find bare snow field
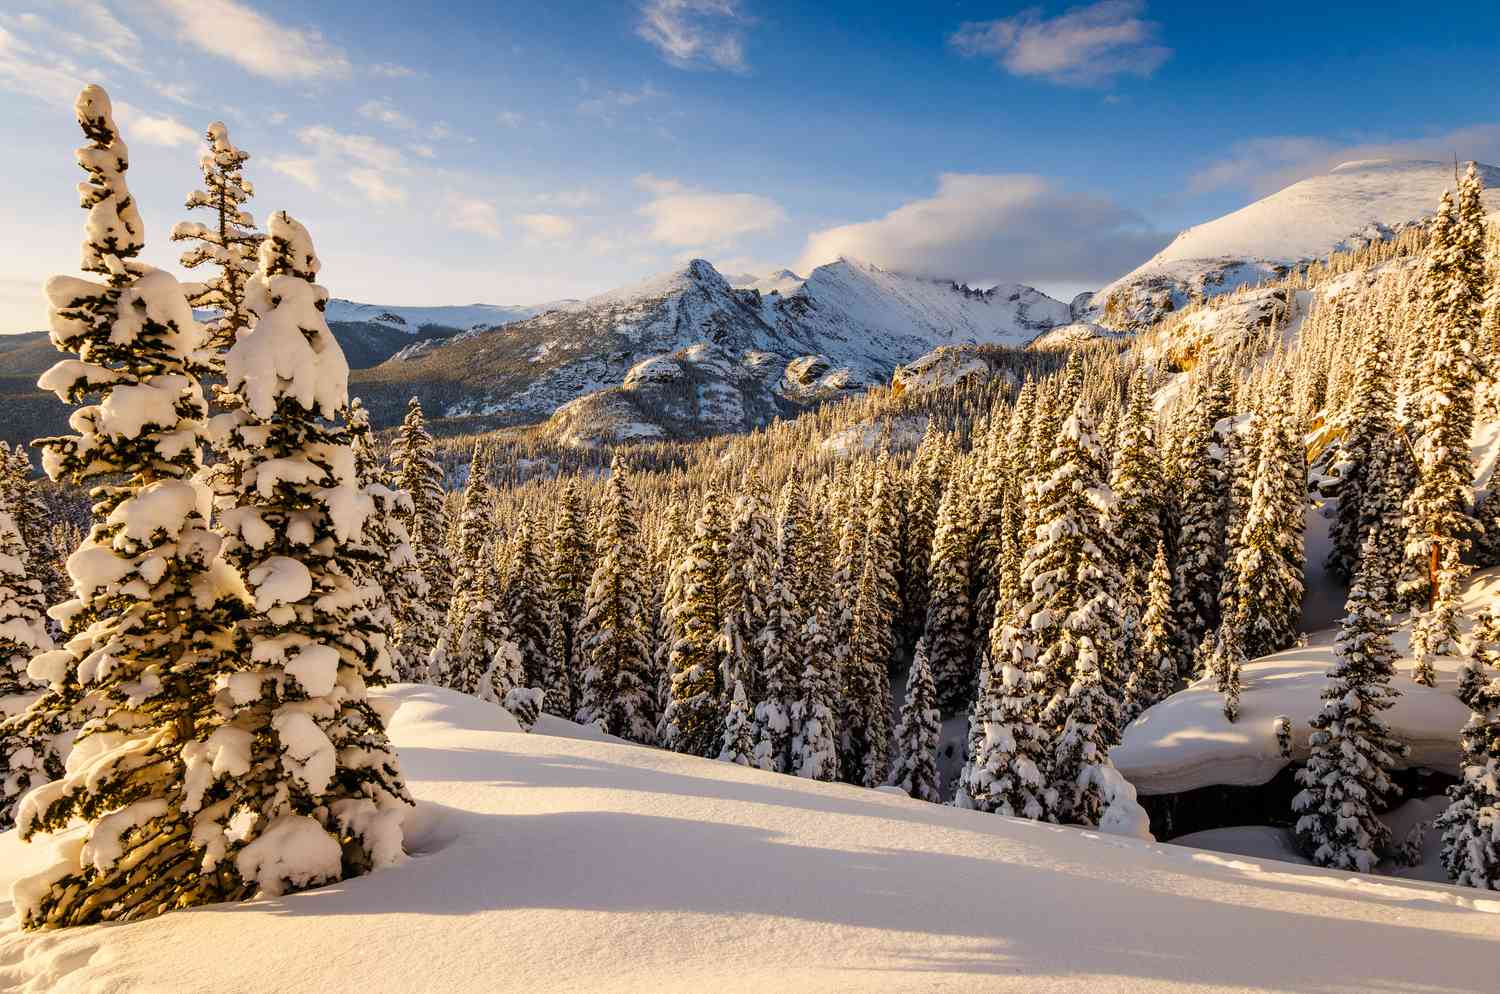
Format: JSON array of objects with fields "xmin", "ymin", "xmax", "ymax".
[{"xmin": 4, "ymin": 684, "xmax": 1499, "ymax": 994}]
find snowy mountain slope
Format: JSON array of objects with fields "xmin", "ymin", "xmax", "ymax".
[
  {"xmin": 359, "ymin": 257, "xmax": 1070, "ymax": 440},
  {"xmin": 324, "ymin": 298, "xmax": 567, "ymax": 332},
  {"xmin": 5, "ymin": 683, "xmax": 1498, "ymax": 994},
  {"xmin": 1092, "ymin": 160, "xmax": 1500, "ymax": 328}
]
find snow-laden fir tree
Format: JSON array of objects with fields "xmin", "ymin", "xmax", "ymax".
[
  {"xmin": 545, "ymin": 479, "xmax": 590, "ymax": 716},
  {"xmin": 887, "ymin": 637, "xmax": 941, "ymax": 802},
  {"xmin": 1122, "ymin": 543, "xmax": 1176, "ymax": 724},
  {"xmin": 477, "ymin": 634, "xmax": 527, "ymax": 706},
  {"xmin": 752, "ymin": 478, "xmax": 809, "ymax": 773},
  {"xmin": 1173, "ymin": 369, "xmax": 1233, "ymax": 664},
  {"xmin": 846, "ymin": 546, "xmax": 895, "ymax": 787},
  {"xmin": 1327, "ymin": 320, "xmax": 1399, "ymax": 583},
  {"xmin": 1227, "ymin": 400, "xmax": 1305, "ymax": 659},
  {"xmin": 718, "ymin": 678, "xmax": 756, "ymax": 766},
  {"xmin": 7, "ymin": 87, "xmax": 249, "ymax": 928},
  {"xmin": 899, "ymin": 424, "xmax": 943, "ymax": 643},
  {"xmin": 1049, "ymin": 632, "xmax": 1121, "ymax": 827},
  {"xmin": 347, "ymin": 400, "xmax": 430, "ymax": 683},
  {"xmin": 660, "ymin": 490, "xmax": 731, "ymax": 758},
  {"xmin": 1437, "ymin": 609, "xmax": 1500, "ymax": 888},
  {"xmin": 923, "ymin": 466, "xmax": 975, "ymax": 715},
  {"xmin": 962, "ymin": 610, "xmax": 1049, "ymax": 818},
  {"xmin": 391, "ymin": 397, "xmax": 453, "ymax": 620},
  {"xmin": 1212, "ymin": 614, "xmax": 1246, "ymax": 722},
  {"xmin": 0, "ymin": 508, "xmax": 55, "ymax": 830},
  {"xmin": 501, "ymin": 507, "xmax": 551, "ymax": 691},
  {"xmin": 1111, "ymin": 376, "xmax": 1166, "ymax": 604},
  {"xmin": 172, "ymin": 121, "xmax": 260, "ymax": 362},
  {"xmin": 575, "ymin": 459, "xmax": 656, "ymax": 743},
  {"xmin": 208, "ymin": 209, "xmax": 412, "ymax": 905},
  {"xmin": 1402, "ymin": 171, "xmax": 1486, "ymax": 617},
  {"xmin": 0, "ymin": 444, "xmax": 68, "ymax": 613},
  {"xmin": 790, "ymin": 612, "xmax": 839, "ymax": 781},
  {"xmin": 1292, "ymin": 537, "xmax": 1408, "ymax": 871},
  {"xmin": 719, "ymin": 483, "xmax": 772, "ymax": 704},
  {"xmin": 434, "ymin": 442, "xmax": 496, "ymax": 689}
]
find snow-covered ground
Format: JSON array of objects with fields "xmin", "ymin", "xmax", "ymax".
[{"xmin": 5, "ymin": 685, "xmax": 1500, "ymax": 993}]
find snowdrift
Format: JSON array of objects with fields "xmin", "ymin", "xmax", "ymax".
[{"xmin": 4, "ymin": 684, "xmax": 1500, "ymax": 993}]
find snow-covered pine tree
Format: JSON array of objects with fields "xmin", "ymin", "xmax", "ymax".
[
  {"xmin": 8, "ymin": 86, "xmax": 250, "ymax": 928},
  {"xmin": 719, "ymin": 483, "xmax": 772, "ymax": 704},
  {"xmin": 718, "ymin": 678, "xmax": 756, "ymax": 766},
  {"xmin": 347, "ymin": 399, "xmax": 430, "ymax": 683},
  {"xmin": 1437, "ymin": 607, "xmax": 1500, "ymax": 888},
  {"xmin": 1122, "ymin": 542, "xmax": 1177, "ymax": 723},
  {"xmin": 500, "ymin": 507, "xmax": 551, "ymax": 691},
  {"xmin": 887, "ymin": 637, "xmax": 941, "ymax": 802},
  {"xmin": 660, "ymin": 490, "xmax": 731, "ymax": 758},
  {"xmin": 790, "ymin": 612, "xmax": 839, "ymax": 781},
  {"xmin": 544, "ymin": 479, "xmax": 590, "ymax": 716},
  {"xmin": 923, "ymin": 465, "xmax": 975, "ymax": 715},
  {"xmin": 172, "ymin": 121, "xmax": 260, "ymax": 362},
  {"xmin": 1228, "ymin": 399, "xmax": 1305, "ymax": 659},
  {"xmin": 846, "ymin": 545, "xmax": 895, "ymax": 787},
  {"xmin": 1402, "ymin": 173, "xmax": 1486, "ymax": 617},
  {"xmin": 0, "ymin": 445, "xmax": 68, "ymax": 612},
  {"xmin": 1048, "ymin": 632, "xmax": 1120, "ymax": 827},
  {"xmin": 1327, "ymin": 320, "xmax": 1398, "ymax": 583},
  {"xmin": 752, "ymin": 478, "xmax": 809, "ymax": 773},
  {"xmin": 391, "ymin": 397, "xmax": 453, "ymax": 621},
  {"xmin": 1213, "ymin": 614, "xmax": 1246, "ymax": 722},
  {"xmin": 209, "ymin": 209, "xmax": 412, "ymax": 904},
  {"xmin": 1173, "ymin": 369, "xmax": 1233, "ymax": 664},
  {"xmin": 0, "ymin": 507, "xmax": 55, "ymax": 830},
  {"xmin": 1292, "ymin": 538, "xmax": 1409, "ymax": 871},
  {"xmin": 963, "ymin": 604, "xmax": 1050, "ymax": 818},
  {"xmin": 1111, "ymin": 376, "xmax": 1166, "ymax": 604},
  {"xmin": 899, "ymin": 424, "xmax": 943, "ymax": 644},
  {"xmin": 576, "ymin": 459, "xmax": 656, "ymax": 743}
]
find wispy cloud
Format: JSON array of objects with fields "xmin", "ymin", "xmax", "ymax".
[
  {"xmin": 350, "ymin": 168, "xmax": 407, "ymax": 206},
  {"xmin": 578, "ymin": 82, "xmax": 663, "ymax": 119},
  {"xmin": 637, "ymin": 0, "xmax": 750, "ymax": 73},
  {"xmin": 358, "ymin": 99, "xmax": 415, "ymax": 130},
  {"xmin": 115, "ymin": 101, "xmax": 197, "ymax": 146},
  {"xmin": 370, "ymin": 62, "xmax": 420, "ymax": 79},
  {"xmin": 517, "ymin": 213, "xmax": 577, "ymax": 239},
  {"xmin": 635, "ymin": 174, "xmax": 784, "ymax": 246},
  {"xmin": 1187, "ymin": 127, "xmax": 1500, "ymax": 198},
  {"xmin": 148, "ymin": 0, "xmax": 351, "ymax": 80},
  {"xmin": 951, "ymin": 1, "xmax": 1170, "ymax": 87},
  {"xmin": 446, "ymin": 196, "xmax": 503, "ymax": 239},
  {"xmin": 269, "ymin": 157, "xmax": 321, "ymax": 190},
  {"xmin": 798, "ymin": 172, "xmax": 1169, "ymax": 287},
  {"xmin": 294, "ymin": 126, "xmax": 409, "ymax": 205}
]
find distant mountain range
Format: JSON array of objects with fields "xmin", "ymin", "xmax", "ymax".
[{"xmin": 1, "ymin": 159, "xmax": 1491, "ymax": 449}]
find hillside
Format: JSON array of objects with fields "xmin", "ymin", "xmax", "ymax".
[
  {"xmin": 3, "ymin": 684, "xmax": 1496, "ymax": 994},
  {"xmin": 1091, "ymin": 159, "xmax": 1500, "ymax": 327}
]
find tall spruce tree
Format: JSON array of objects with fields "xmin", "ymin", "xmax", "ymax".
[
  {"xmin": 1327, "ymin": 320, "xmax": 1398, "ymax": 583},
  {"xmin": 1122, "ymin": 542, "xmax": 1177, "ymax": 723},
  {"xmin": 6, "ymin": 86, "xmax": 251, "ymax": 928},
  {"xmin": 923, "ymin": 466, "xmax": 975, "ymax": 715},
  {"xmin": 888, "ymin": 638, "xmax": 941, "ymax": 802},
  {"xmin": 1438, "ymin": 611, "xmax": 1500, "ymax": 888},
  {"xmin": 1228, "ymin": 400, "xmax": 1306, "ymax": 659},
  {"xmin": 0, "ymin": 508, "xmax": 55, "ymax": 830},
  {"xmin": 545, "ymin": 479, "xmax": 591, "ymax": 716},
  {"xmin": 501, "ymin": 507, "xmax": 551, "ymax": 691},
  {"xmin": 391, "ymin": 397, "xmax": 453, "ymax": 621},
  {"xmin": 576, "ymin": 459, "xmax": 656, "ymax": 743},
  {"xmin": 718, "ymin": 678, "xmax": 757, "ymax": 767},
  {"xmin": 210, "ymin": 210, "xmax": 413, "ymax": 904},
  {"xmin": 172, "ymin": 121, "xmax": 260, "ymax": 360},
  {"xmin": 752, "ymin": 478, "xmax": 809, "ymax": 773},
  {"xmin": 1292, "ymin": 539, "xmax": 1408, "ymax": 871},
  {"xmin": 660, "ymin": 490, "xmax": 731, "ymax": 758},
  {"xmin": 790, "ymin": 613, "xmax": 840, "ymax": 781}
]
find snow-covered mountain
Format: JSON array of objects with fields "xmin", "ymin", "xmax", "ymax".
[
  {"xmin": 354, "ymin": 257, "xmax": 1070, "ymax": 441},
  {"xmin": 1091, "ymin": 159, "xmax": 1500, "ymax": 328},
  {"xmin": 324, "ymin": 298, "xmax": 567, "ymax": 332}
]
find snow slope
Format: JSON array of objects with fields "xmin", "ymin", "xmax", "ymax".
[
  {"xmin": 1094, "ymin": 160, "xmax": 1500, "ymax": 327},
  {"xmin": 4, "ymin": 684, "xmax": 1499, "ymax": 993}
]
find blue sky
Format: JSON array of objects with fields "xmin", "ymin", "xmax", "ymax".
[{"xmin": 3, "ymin": 0, "xmax": 1500, "ymax": 331}]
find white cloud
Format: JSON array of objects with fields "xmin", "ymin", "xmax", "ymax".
[
  {"xmin": 496, "ymin": 110, "xmax": 525, "ymax": 128},
  {"xmin": 543, "ymin": 188, "xmax": 602, "ymax": 210},
  {"xmin": 636, "ymin": 176, "xmax": 785, "ymax": 245},
  {"xmin": 578, "ymin": 83, "xmax": 662, "ymax": 118},
  {"xmin": 115, "ymin": 102, "xmax": 197, "ymax": 146},
  {"xmin": 370, "ymin": 62, "xmax": 420, "ymax": 78},
  {"xmin": 637, "ymin": 0, "xmax": 749, "ymax": 72},
  {"xmin": 408, "ymin": 143, "xmax": 436, "ymax": 159},
  {"xmin": 1188, "ymin": 127, "xmax": 1500, "ymax": 198},
  {"xmin": 0, "ymin": 23, "xmax": 90, "ymax": 107},
  {"xmin": 268, "ymin": 111, "xmax": 288, "ymax": 125},
  {"xmin": 950, "ymin": 0, "xmax": 1170, "ymax": 87},
  {"xmin": 269, "ymin": 157, "xmax": 320, "ymax": 190},
  {"xmin": 349, "ymin": 168, "xmax": 406, "ymax": 206},
  {"xmin": 446, "ymin": 197, "xmax": 502, "ymax": 239},
  {"xmin": 297, "ymin": 125, "xmax": 406, "ymax": 171},
  {"xmin": 517, "ymin": 213, "xmax": 576, "ymax": 239},
  {"xmin": 148, "ymin": 0, "xmax": 350, "ymax": 80},
  {"xmin": 358, "ymin": 99, "xmax": 415, "ymax": 130},
  {"xmin": 797, "ymin": 173, "xmax": 1169, "ymax": 287}
]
